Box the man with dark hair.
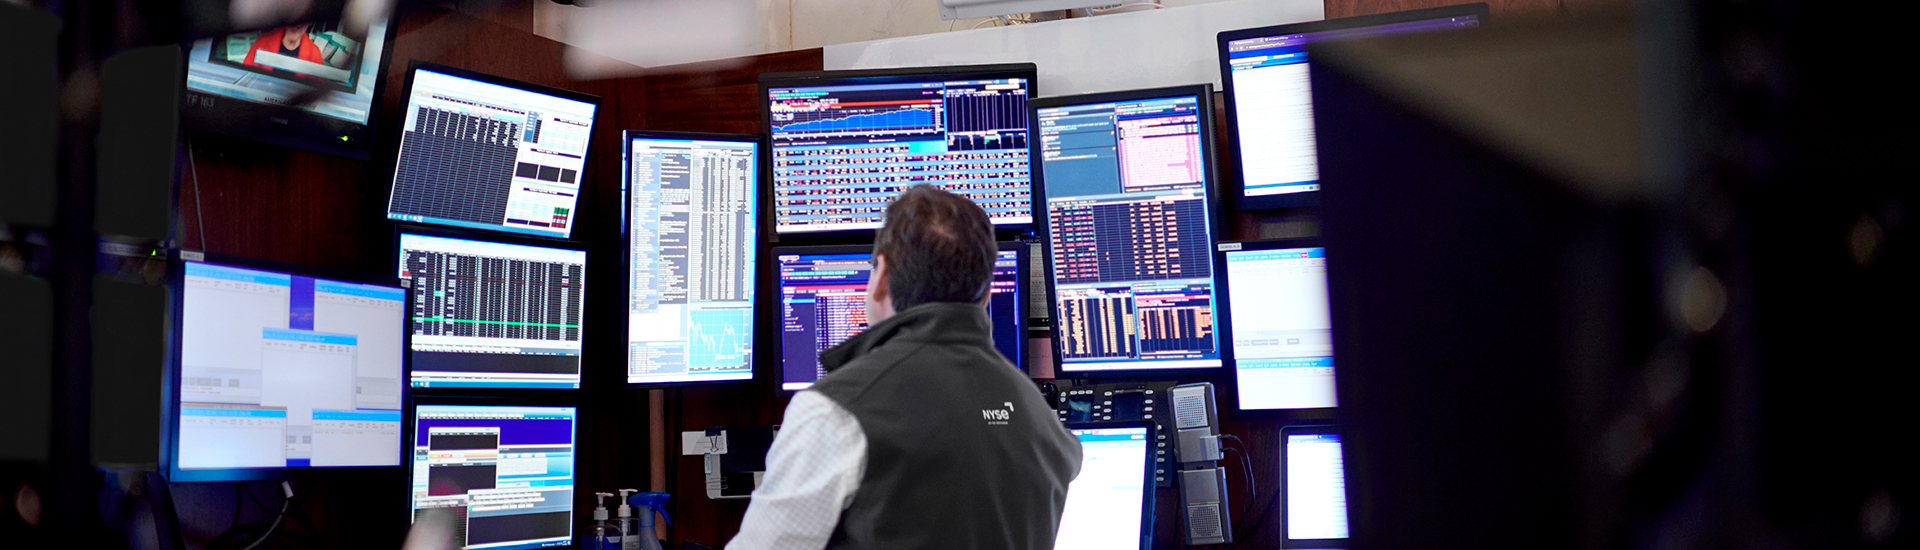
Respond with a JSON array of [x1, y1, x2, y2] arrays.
[[729, 185, 1082, 550]]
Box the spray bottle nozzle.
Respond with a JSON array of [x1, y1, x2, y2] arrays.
[[629, 492, 674, 526]]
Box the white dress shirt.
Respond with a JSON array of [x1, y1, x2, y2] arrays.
[[725, 390, 868, 550]]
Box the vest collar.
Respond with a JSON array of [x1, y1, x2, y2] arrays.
[[820, 302, 994, 374]]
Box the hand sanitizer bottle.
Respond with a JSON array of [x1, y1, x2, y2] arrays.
[[590, 492, 623, 550], [617, 489, 640, 550]]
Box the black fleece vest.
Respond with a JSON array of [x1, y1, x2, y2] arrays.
[[810, 302, 1082, 550]]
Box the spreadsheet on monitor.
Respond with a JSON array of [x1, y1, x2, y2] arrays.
[[626, 136, 760, 385], [1036, 92, 1222, 373], [767, 75, 1033, 233], [1055, 426, 1152, 550], [387, 68, 598, 238], [1224, 14, 1482, 199], [1225, 247, 1336, 410], [398, 233, 586, 389], [1287, 433, 1351, 541], [177, 261, 405, 471]]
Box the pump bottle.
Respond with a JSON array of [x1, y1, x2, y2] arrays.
[[590, 492, 623, 550], [616, 489, 639, 550]]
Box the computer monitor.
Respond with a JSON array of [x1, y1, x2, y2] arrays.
[[1281, 424, 1349, 548], [386, 64, 601, 238], [1055, 421, 1156, 550], [165, 254, 408, 481], [776, 242, 1027, 391], [410, 402, 577, 550], [1218, 239, 1337, 415], [759, 64, 1038, 235], [183, 14, 396, 159], [623, 131, 762, 386], [1218, 3, 1488, 209], [1030, 85, 1225, 376], [396, 227, 587, 390]]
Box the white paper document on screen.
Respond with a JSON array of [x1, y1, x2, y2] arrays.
[[824, 0, 1321, 96]]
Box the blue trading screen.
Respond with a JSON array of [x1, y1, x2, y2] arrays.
[[176, 261, 406, 473], [1037, 93, 1222, 372], [1224, 14, 1481, 199], [777, 248, 1024, 390], [625, 137, 760, 385], [412, 405, 577, 550], [767, 76, 1033, 233]]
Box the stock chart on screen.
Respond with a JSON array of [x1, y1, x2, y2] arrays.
[[1036, 88, 1223, 374], [765, 68, 1035, 234]]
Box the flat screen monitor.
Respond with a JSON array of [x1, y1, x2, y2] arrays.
[[411, 403, 577, 550], [1218, 3, 1488, 209], [623, 131, 762, 385], [386, 64, 601, 238], [1031, 85, 1225, 376], [184, 15, 396, 158], [1281, 424, 1349, 548], [1055, 421, 1155, 550], [166, 254, 408, 481], [396, 227, 587, 389], [760, 64, 1038, 235], [776, 242, 1026, 391], [1219, 239, 1336, 413]]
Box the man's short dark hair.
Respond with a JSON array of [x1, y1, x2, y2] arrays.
[[874, 185, 997, 313]]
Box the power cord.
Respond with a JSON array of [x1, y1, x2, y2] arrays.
[[185, 133, 207, 252], [237, 481, 292, 550], [1221, 434, 1255, 531]]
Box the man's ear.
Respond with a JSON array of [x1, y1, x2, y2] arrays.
[[869, 253, 889, 305]]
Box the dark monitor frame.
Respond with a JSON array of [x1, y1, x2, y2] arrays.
[[758, 63, 1041, 243], [404, 394, 581, 546], [1060, 420, 1158, 550], [1215, 238, 1339, 423], [1217, 3, 1490, 210], [992, 239, 1030, 372], [180, 14, 400, 160], [381, 62, 604, 239], [770, 240, 1030, 394], [620, 130, 769, 389], [1028, 84, 1228, 380], [392, 224, 590, 395], [163, 250, 413, 482], [1279, 423, 1348, 549]]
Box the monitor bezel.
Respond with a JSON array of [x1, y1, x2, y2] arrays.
[[391, 223, 592, 394], [1216, 3, 1491, 210], [994, 239, 1031, 373], [382, 61, 604, 239], [1278, 423, 1348, 549], [758, 63, 1041, 241], [404, 395, 582, 542], [620, 130, 769, 389], [1215, 238, 1340, 423], [180, 13, 401, 160], [163, 250, 413, 482], [1028, 84, 1229, 380], [1060, 420, 1159, 550]]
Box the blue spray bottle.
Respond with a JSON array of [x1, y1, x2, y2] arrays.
[[625, 492, 673, 550]]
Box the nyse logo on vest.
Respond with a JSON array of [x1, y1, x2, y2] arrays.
[[982, 401, 1015, 426]]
